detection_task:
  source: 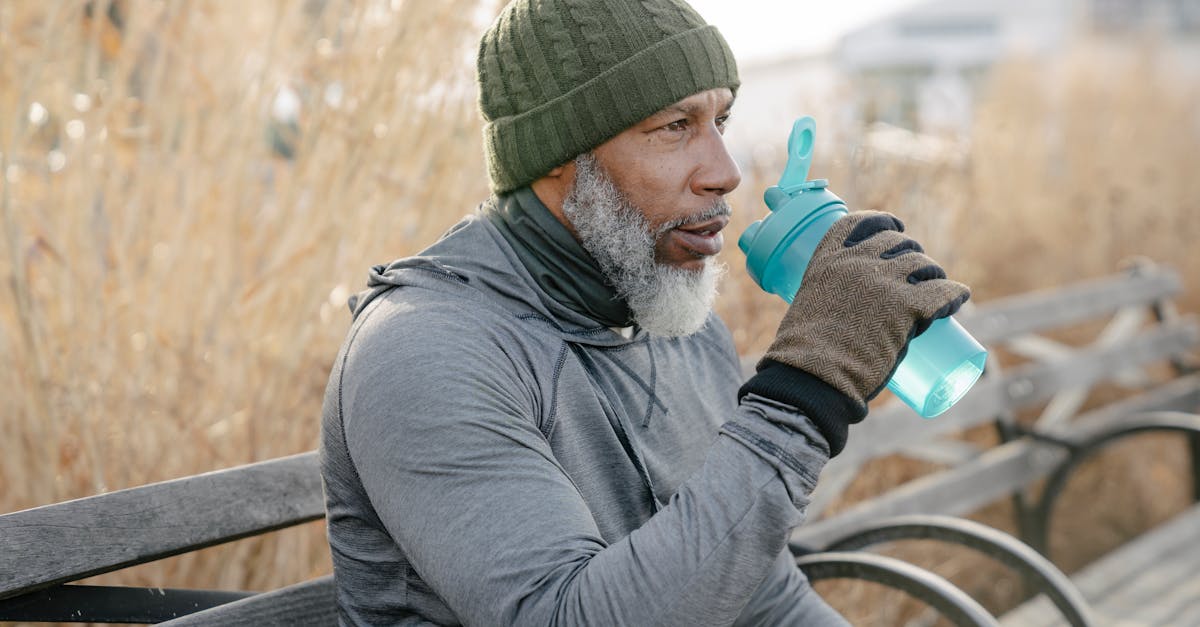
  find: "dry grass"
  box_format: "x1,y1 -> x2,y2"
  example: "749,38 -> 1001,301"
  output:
2,0 -> 492,596
2,1 -> 1198,623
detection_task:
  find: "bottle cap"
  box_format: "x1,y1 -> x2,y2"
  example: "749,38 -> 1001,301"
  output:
739,116 -> 848,297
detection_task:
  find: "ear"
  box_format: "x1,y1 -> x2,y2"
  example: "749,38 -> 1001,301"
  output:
530,160 -> 578,231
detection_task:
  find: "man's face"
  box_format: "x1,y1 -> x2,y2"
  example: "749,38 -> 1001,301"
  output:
558,88 -> 740,337
590,88 -> 741,271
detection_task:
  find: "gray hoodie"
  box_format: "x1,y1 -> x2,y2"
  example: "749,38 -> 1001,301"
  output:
320,213 -> 848,626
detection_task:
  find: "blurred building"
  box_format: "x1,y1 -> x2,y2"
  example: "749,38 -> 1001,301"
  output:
836,0 -> 1200,133
725,0 -> 1200,216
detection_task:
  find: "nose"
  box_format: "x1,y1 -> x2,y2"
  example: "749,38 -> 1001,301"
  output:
691,126 -> 741,197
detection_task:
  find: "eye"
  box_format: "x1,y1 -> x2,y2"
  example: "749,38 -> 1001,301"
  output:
716,114 -> 731,133
664,118 -> 689,132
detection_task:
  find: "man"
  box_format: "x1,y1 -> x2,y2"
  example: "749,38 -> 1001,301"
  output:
320,0 -> 970,624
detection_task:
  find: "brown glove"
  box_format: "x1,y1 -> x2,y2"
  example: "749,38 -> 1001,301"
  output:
740,211 -> 970,455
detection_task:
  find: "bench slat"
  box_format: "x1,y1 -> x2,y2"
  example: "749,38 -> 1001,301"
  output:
839,318 -> 1198,466
794,374 -> 1200,549
796,442 -> 1049,550
0,452 -> 322,599
1000,504 -> 1200,627
958,265 -> 1180,344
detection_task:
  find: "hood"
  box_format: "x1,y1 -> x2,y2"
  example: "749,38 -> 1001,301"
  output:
347,214 -> 636,348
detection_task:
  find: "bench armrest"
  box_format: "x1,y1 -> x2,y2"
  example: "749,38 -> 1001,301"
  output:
819,514 -> 1092,627
1033,411 -> 1200,556
795,551 -> 1000,627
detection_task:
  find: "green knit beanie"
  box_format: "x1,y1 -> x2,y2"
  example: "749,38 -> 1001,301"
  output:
477,0 -> 740,194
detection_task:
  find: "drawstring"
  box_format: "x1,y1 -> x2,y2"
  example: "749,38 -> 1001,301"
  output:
568,343 -> 663,513
642,341 -> 658,427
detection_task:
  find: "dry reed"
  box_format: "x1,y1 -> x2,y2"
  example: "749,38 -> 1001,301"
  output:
2,0 -> 493,597
2,1 -> 1197,623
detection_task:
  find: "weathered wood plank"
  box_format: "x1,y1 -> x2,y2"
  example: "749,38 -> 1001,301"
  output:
794,374 -> 1200,550
157,576 -> 336,626
1031,306 -> 1151,429
957,265 -> 1180,345
795,442 -> 1053,550
1102,541 -> 1199,626
1000,504 -> 1200,627
0,452 -> 323,599
839,318 -> 1199,466
899,438 -> 983,466
1051,374 -> 1200,442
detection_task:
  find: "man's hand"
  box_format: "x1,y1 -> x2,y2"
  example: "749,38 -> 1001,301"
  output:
742,211 -> 970,455
766,210 -> 970,403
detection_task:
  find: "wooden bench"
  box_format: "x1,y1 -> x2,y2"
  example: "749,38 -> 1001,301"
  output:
0,453 -> 331,624
2,261 -> 1196,625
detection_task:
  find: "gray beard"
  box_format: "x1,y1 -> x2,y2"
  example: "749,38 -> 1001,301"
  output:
561,153 -> 728,338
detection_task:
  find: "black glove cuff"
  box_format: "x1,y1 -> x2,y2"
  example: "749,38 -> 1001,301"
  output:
738,360 -> 868,457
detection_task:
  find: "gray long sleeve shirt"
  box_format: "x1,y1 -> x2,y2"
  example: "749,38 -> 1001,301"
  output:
320,214 -> 849,625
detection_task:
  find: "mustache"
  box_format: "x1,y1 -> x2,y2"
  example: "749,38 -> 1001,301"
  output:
655,200 -> 732,235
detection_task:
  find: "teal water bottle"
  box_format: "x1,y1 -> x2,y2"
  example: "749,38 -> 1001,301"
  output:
738,117 -> 987,418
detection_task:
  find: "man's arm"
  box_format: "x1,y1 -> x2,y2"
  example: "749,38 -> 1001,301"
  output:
339,309 -> 837,626
734,549 -> 849,626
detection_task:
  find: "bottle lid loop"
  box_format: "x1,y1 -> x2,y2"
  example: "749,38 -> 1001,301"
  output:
778,116 -> 817,189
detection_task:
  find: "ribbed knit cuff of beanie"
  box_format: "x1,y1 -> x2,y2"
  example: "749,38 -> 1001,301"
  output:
476,0 -> 740,194
738,360 -> 868,457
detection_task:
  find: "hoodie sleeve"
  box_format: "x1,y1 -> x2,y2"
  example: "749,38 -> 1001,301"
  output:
338,306 -> 846,627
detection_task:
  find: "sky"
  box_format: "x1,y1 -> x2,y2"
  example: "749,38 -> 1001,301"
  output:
687,0 -> 923,62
